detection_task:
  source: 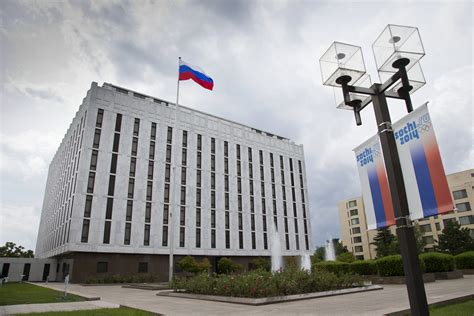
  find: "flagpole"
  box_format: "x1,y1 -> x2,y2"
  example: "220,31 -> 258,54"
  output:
168,56 -> 181,284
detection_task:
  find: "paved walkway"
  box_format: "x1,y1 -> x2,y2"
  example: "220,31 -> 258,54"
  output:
0,300 -> 119,315
24,275 -> 474,315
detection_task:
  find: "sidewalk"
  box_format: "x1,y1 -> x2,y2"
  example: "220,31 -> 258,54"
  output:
0,300 -> 119,315
35,275 -> 474,315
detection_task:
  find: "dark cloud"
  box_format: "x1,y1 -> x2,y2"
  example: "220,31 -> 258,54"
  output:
1,0 -> 472,252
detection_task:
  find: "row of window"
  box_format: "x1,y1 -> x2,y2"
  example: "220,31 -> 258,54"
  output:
82,109 -> 309,251
42,111 -> 87,254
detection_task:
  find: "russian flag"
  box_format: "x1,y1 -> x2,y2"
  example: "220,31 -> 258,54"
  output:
179,60 -> 214,91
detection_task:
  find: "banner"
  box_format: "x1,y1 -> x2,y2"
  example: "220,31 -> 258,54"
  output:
354,103 -> 453,230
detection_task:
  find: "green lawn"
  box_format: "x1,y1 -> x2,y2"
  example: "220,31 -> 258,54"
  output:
430,299 -> 474,316
17,307 -> 156,316
0,282 -> 85,306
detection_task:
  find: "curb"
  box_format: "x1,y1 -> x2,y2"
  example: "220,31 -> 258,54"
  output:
157,285 -> 383,306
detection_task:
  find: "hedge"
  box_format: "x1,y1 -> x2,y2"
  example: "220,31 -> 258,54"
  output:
350,260 -> 377,275
454,251 -> 474,269
84,273 -> 162,284
376,255 -> 426,276
419,252 -> 454,273
312,261 -> 350,275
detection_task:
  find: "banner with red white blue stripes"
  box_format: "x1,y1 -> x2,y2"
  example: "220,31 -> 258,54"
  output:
354,103 -> 453,230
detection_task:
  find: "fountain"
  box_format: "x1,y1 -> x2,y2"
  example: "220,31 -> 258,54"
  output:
271,221 -> 283,272
324,239 -> 336,261
300,253 -> 311,270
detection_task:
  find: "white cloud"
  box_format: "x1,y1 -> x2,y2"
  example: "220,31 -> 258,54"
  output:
0,204 -> 40,251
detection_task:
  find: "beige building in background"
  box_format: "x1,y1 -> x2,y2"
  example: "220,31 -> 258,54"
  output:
338,169 -> 474,260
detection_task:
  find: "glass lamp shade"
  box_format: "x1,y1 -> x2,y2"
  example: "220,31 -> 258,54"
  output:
372,24 -> 425,72
336,74 -> 372,110
378,61 -> 426,94
319,42 -> 366,87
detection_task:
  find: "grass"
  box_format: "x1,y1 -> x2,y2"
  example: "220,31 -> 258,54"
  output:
0,282 -> 85,306
430,299 -> 474,316
17,307 -> 156,315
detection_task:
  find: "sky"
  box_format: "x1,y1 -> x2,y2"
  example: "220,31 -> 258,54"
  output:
0,0 -> 472,252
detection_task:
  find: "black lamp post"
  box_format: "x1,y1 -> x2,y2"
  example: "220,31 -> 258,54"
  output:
320,25 -> 429,316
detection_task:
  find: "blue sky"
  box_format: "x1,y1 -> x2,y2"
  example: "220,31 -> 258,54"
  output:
0,0 -> 472,251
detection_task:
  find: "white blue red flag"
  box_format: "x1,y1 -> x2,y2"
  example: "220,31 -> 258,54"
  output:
179,60 -> 214,91
354,103 -> 453,230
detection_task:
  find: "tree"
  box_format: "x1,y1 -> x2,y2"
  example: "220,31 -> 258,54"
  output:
0,242 -> 34,258
435,221 -> 474,255
333,239 -> 349,256
217,257 -> 243,274
336,252 -> 356,263
313,246 -> 325,262
413,223 -> 427,254
371,227 -> 400,258
177,256 -> 210,274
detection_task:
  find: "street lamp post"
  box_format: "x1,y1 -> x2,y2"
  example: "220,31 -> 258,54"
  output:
319,25 -> 429,316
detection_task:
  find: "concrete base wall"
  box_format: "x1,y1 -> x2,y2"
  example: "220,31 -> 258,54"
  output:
0,257 -> 59,282
68,252 -> 272,283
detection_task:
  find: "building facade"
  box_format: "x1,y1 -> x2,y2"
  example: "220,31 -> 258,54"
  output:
338,169 -> 474,259
35,82 -> 312,282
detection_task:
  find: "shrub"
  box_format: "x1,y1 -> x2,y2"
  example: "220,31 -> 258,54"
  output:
376,255 -> 426,276
217,257 -> 243,274
419,252 -> 454,272
350,260 -> 377,275
336,252 -> 356,263
172,269 -> 362,298
312,261 -> 350,275
177,256 -> 210,274
454,251 -> 474,269
250,257 -> 271,271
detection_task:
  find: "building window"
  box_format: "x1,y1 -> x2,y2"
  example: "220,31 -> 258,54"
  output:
422,236 -> 434,244
90,150 -> 98,170
443,218 -> 457,227
110,154 -> 118,174
93,129 -> 101,149
144,224 -> 150,246
126,200 -> 133,221
453,189 -> 467,200
353,236 -> 362,243
420,224 -> 432,233
138,262 -> 148,273
124,223 -> 131,245
96,109 -> 104,127
130,158 -> 136,177
351,218 -> 360,225
103,221 -> 111,244
350,209 -> 358,216
348,200 -> 357,208
150,122 -> 156,140
459,215 -> 474,225
435,222 -> 441,231
354,246 -> 363,253
196,228 -> 201,248
81,219 -> 90,243
211,229 -> 216,248
352,227 -> 361,234
113,133 -> 120,152
115,113 -> 122,132
105,198 -> 113,219
97,262 -> 108,273
87,172 -> 95,193
179,227 -> 185,247
84,195 -> 93,217
456,202 -> 471,212
133,118 -> 140,136
162,226 -> 168,246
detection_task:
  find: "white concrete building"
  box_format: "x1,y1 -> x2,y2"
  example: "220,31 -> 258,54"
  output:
34,82 -> 312,282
